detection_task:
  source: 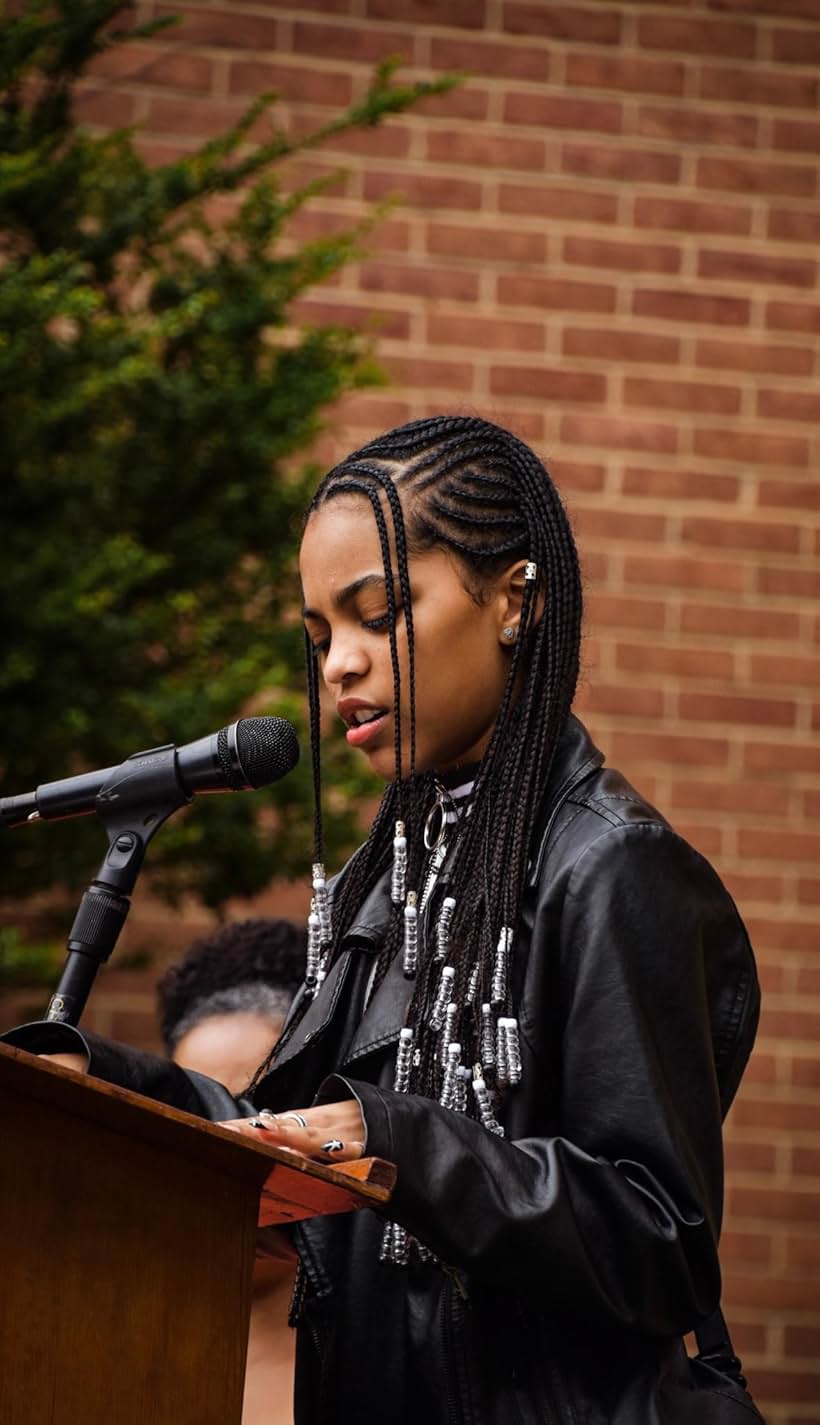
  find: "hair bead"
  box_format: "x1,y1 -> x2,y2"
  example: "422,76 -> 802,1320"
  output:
305,906 -> 322,995
393,1026 -> 414,1094
472,1073 -> 504,1136
440,1041 -> 462,1110
524,560 -> 537,582
465,961 -> 480,1007
480,1002 -> 495,1071
455,1065 -> 470,1115
440,1001 -> 458,1067
496,1016 -> 510,1087
429,965 -> 455,1031
391,820 -> 407,905
403,891 -> 418,979
504,1016 -> 523,1085
491,926 -> 512,1008
435,895 -> 456,961
312,863 -> 332,946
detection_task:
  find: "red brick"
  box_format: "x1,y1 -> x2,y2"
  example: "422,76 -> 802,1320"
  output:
626,555 -> 746,595
698,156 -> 817,199
561,414 -> 677,455
695,337 -> 814,378
671,779 -> 789,817
639,103 -> 758,148
738,1053 -> 779,1088
427,313 -> 544,352
154,5 -> 280,48
573,509 -> 666,543
292,298 -> 410,340
581,682 -> 664,719
682,605 -> 799,642
363,170 -> 483,212
699,248 -> 816,289
563,143 -> 680,185
682,516 -> 800,554
724,1139 -> 777,1175
490,365 -> 606,403
722,1274 -> 820,1312
427,129 -> 544,172
773,25 -> 820,63
564,236 -> 680,275
792,1146 -> 820,1176
700,62 -> 818,109
769,206 -> 820,245
633,288 -> 750,327
752,1369 -> 820,1405
681,692 -> 795,728
565,52 -> 685,96
503,3 -> 622,44
367,0 -> 483,22
230,60 -> 352,107
360,261 -> 479,302
554,461 -> 606,493
498,274 -> 616,314
731,1096 -> 820,1134
625,378 -> 740,417
766,299 -> 820,334
430,34 -> 550,81
759,566 -> 820,599
563,328 -> 679,364
638,14 -> 756,58
744,740 -> 820,774
485,406 -> 545,442
785,1327 -> 820,1359
385,356 -> 474,393
585,594 -> 667,631
617,644 -> 734,683
720,1229 -> 774,1266
724,870 -> 785,904
774,117 -> 820,155
412,85 -> 491,123
608,730 -> 730,768
427,222 -> 546,264
288,208 -> 408,250
89,42 -> 213,92
694,429 -> 809,468
792,1060 -> 820,1092
634,195 -> 752,238
745,917 -> 819,953
321,122 -> 410,160
805,791 -> 820,820
504,91 -> 622,134
758,388 -> 820,424
147,95 -> 264,139
498,182 -> 617,223
74,87 -> 138,127
740,828 -> 820,864
797,879 -> 820,906
622,467 -> 739,502
293,20 -> 415,63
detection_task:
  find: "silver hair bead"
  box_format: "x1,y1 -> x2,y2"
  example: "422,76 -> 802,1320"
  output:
403,891 -> 418,979
440,1041 -> 462,1111
491,926 -> 512,1008
480,1002 -> 495,1071
305,906 -> 322,994
496,1016 -> 510,1087
440,1001 -> 458,1067
392,1222 -> 410,1267
465,961 -> 480,1007
415,1239 -> 435,1264
455,1065 -> 470,1115
435,895 -> 456,961
524,560 -> 537,582
391,820 -> 407,905
472,1073 -> 504,1137
502,1016 -> 522,1086
429,965 -> 455,1031
312,863 -> 332,946
393,1027 -> 414,1094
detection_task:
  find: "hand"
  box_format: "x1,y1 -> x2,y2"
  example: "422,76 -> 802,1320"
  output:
38,1053 -> 88,1074
219,1098 -> 366,1163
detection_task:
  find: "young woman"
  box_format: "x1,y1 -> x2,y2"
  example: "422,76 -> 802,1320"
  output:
17,416 -> 760,1424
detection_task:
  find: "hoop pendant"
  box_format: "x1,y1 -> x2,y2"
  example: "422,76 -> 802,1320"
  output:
424,794 -> 448,851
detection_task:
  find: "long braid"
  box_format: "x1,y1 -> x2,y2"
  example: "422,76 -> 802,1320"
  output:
263,416 -> 582,1109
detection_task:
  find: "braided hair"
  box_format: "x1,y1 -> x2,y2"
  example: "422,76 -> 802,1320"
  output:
255,415 -> 582,1108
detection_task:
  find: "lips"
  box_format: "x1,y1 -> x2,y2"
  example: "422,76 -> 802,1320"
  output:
337,699 -> 390,750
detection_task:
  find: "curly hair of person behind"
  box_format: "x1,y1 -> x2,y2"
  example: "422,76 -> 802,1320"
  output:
157,918 -> 307,1052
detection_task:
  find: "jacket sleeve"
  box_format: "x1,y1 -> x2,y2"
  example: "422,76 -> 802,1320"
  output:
0,1020 -> 253,1121
316,822 -> 730,1337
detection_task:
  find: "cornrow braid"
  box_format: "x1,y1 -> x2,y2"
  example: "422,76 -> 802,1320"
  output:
263,416 -> 582,1116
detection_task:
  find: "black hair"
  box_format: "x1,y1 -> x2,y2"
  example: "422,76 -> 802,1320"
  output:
157,917 -> 306,1052
253,415 -> 582,1106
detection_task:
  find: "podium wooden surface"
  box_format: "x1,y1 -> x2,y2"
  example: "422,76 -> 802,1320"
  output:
0,1042 -> 394,1425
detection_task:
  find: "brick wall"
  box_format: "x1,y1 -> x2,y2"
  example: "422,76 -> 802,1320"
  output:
70,2 -> 820,1418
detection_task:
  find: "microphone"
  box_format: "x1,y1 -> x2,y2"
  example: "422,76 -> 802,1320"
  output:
0,716 -> 300,829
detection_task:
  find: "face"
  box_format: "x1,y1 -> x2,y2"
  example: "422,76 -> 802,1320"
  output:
172,1011 -> 283,1094
300,494 -> 516,779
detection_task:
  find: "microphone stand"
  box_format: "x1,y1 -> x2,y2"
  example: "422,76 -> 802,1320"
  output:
44,745 -> 190,1027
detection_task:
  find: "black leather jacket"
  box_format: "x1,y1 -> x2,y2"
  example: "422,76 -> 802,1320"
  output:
7,718 -> 760,1424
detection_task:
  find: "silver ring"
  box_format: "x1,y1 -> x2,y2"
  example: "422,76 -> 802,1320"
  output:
257,1109 -> 280,1128
283,1112 -> 308,1129
321,1139 -> 345,1154
248,1118 -> 266,1130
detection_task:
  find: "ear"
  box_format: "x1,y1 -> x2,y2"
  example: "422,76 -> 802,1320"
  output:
495,559 -> 541,648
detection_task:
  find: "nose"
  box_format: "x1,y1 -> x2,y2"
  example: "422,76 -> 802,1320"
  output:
322,627 -> 370,689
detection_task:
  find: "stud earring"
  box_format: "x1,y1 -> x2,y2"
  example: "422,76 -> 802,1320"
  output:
502,626 -> 516,642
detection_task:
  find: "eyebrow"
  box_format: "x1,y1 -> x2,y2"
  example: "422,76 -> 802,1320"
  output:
301,572 -> 388,621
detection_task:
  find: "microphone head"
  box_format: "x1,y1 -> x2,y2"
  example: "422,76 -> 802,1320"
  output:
233,716 -> 300,789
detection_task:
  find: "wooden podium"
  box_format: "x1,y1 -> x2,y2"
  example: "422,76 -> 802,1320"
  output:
0,1042 -> 395,1425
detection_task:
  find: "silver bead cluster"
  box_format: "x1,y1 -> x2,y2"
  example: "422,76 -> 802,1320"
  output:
403,891 -> 418,978
439,1041 -> 462,1111
429,964 -> 455,1031
440,1001 -> 458,1067
472,1073 -> 504,1137
391,820 -> 407,905
480,1002 -> 495,1070
496,1017 -> 522,1087
491,925 -> 512,1007
465,961 -> 480,1006
312,863 -> 332,947
379,1221 -> 410,1266
393,1026 -> 414,1094
305,906 -> 322,995
435,896 -> 456,961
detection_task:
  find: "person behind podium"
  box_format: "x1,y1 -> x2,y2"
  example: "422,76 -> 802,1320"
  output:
30,416 -> 761,1425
